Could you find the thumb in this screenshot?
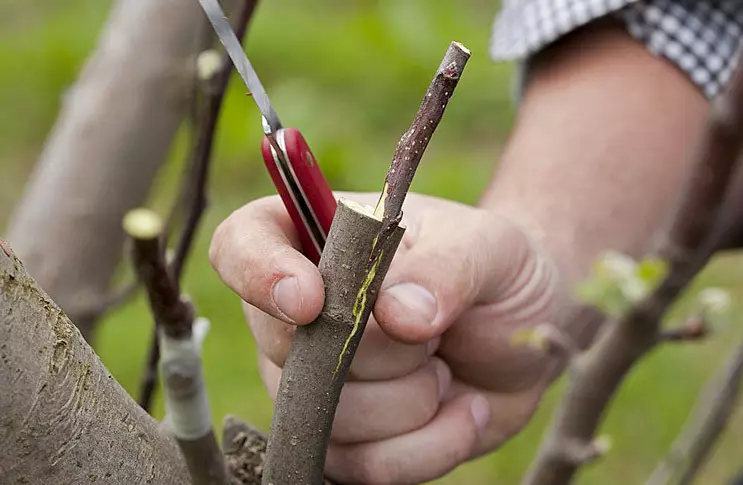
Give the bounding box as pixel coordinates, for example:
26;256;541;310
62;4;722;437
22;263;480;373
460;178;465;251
374;209;535;344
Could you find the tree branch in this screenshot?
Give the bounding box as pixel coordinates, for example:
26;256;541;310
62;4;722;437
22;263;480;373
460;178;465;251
646;335;743;485
125;210;227;485
262;41;470;485
6;0;238;340
138;0;260;412
522;45;743;485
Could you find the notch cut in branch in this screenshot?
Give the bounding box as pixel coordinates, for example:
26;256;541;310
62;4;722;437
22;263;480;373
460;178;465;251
262;41;471;485
372;41;470;258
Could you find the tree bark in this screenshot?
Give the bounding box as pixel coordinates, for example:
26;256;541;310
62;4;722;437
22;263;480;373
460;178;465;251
0;240;190;484
262;200;405;485
6;0;235;340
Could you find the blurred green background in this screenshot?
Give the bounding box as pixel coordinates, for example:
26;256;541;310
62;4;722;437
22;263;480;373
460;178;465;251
2;1;743;484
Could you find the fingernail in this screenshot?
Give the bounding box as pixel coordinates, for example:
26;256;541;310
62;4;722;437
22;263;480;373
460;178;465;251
470;395;491;432
435;360;451;401
383;283;437;326
272;276;302;322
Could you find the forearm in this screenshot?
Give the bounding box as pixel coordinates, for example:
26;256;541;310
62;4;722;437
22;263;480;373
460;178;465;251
481;22;708;291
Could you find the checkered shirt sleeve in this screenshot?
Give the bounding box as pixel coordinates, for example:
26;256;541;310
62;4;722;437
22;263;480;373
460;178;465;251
490;0;743;99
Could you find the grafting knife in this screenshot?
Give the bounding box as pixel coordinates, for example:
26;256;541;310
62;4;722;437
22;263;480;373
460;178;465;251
197;0;337;264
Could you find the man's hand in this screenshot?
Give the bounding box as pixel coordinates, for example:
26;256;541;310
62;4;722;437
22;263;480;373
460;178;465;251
209;192;558;484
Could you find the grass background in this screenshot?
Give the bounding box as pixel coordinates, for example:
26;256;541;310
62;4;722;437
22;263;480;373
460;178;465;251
2;1;743;483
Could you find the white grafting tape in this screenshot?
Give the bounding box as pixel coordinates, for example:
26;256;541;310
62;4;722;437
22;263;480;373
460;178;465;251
160;323;212;440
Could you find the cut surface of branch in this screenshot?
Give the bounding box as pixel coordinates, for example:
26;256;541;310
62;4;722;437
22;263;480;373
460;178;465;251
373;41;470;258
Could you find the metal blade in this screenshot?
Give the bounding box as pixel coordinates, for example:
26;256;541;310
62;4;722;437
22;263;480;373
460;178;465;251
197;0;282;133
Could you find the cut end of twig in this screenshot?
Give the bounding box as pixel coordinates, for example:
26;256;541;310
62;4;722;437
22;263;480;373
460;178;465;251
343;198;383;221
437;41;471;80
561;435;612;466
123;208;163;240
196;49;223;81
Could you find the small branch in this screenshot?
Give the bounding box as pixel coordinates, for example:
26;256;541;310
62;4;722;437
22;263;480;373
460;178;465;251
137;335;161;410
522;45;743;485
124;209;193;339
170;0;259;282
124;209;227;485
139;0;260;411
658;316;709;343
372;41;470;258
646;337;743;485
263;42;471;485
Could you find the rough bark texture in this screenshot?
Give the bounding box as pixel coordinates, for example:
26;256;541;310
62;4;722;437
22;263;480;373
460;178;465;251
0;241;190;484
6;0;235;340
262;200;405;485
522;48;743;485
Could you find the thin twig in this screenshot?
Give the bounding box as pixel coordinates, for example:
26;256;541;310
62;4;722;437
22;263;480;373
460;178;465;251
646;338;743;485
170;0;259;282
262;42;471;485
124;208;227;485
138;0;260;411
372;41;470;259
522;45;743;485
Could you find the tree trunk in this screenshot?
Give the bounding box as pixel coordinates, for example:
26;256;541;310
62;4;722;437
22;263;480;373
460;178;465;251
6;0;235;340
0;240;190;484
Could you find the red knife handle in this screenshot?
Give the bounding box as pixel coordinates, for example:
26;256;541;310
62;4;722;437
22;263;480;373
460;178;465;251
261;128;337;265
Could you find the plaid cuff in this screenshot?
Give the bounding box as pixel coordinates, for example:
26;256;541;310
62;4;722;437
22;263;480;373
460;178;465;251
490;0;743;99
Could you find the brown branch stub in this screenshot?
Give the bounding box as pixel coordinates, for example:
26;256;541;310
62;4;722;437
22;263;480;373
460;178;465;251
140;0;260;414
373;41;470;257
262;200;405;485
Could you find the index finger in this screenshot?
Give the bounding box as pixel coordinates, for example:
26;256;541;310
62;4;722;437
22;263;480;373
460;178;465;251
209;195;325;325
